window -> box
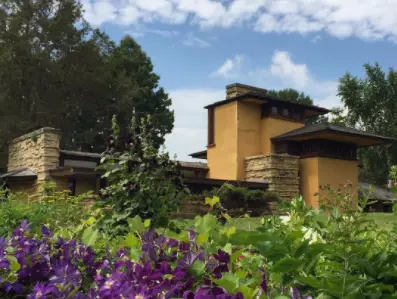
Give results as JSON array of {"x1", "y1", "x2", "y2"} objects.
[
  {"x1": 208, "y1": 108, "x2": 215, "y2": 145},
  {"x1": 271, "y1": 106, "x2": 278, "y2": 115},
  {"x1": 282, "y1": 108, "x2": 290, "y2": 117},
  {"x1": 68, "y1": 177, "x2": 76, "y2": 196}
]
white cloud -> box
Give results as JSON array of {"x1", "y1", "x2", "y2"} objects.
[
  {"x1": 125, "y1": 26, "x2": 180, "y2": 38},
  {"x1": 270, "y1": 50, "x2": 310, "y2": 89},
  {"x1": 211, "y1": 55, "x2": 244, "y2": 78},
  {"x1": 182, "y1": 33, "x2": 211, "y2": 48},
  {"x1": 253, "y1": 50, "x2": 340, "y2": 109},
  {"x1": 82, "y1": 0, "x2": 397, "y2": 43}
]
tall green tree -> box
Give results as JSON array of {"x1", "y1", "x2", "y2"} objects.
[
  {"x1": 268, "y1": 88, "x2": 343, "y2": 124},
  {"x1": 268, "y1": 88, "x2": 313, "y2": 105},
  {"x1": 0, "y1": 0, "x2": 173, "y2": 170},
  {"x1": 338, "y1": 63, "x2": 397, "y2": 184}
]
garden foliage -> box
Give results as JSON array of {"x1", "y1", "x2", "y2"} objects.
[
  {"x1": 1, "y1": 182, "x2": 397, "y2": 298},
  {"x1": 97, "y1": 115, "x2": 187, "y2": 234}
]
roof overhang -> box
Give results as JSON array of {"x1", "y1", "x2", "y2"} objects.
[
  {"x1": 272, "y1": 124, "x2": 395, "y2": 147},
  {"x1": 204, "y1": 92, "x2": 330, "y2": 118},
  {"x1": 189, "y1": 150, "x2": 208, "y2": 160},
  {"x1": 178, "y1": 161, "x2": 209, "y2": 172},
  {"x1": 49, "y1": 167, "x2": 104, "y2": 177},
  {"x1": 0, "y1": 168, "x2": 37, "y2": 180}
]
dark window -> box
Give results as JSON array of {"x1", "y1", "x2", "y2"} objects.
[
  {"x1": 208, "y1": 108, "x2": 215, "y2": 145},
  {"x1": 68, "y1": 177, "x2": 76, "y2": 196},
  {"x1": 271, "y1": 106, "x2": 278, "y2": 115}
]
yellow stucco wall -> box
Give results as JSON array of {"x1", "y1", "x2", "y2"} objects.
[
  {"x1": 236, "y1": 101, "x2": 262, "y2": 180},
  {"x1": 299, "y1": 158, "x2": 319, "y2": 208},
  {"x1": 318, "y1": 158, "x2": 358, "y2": 204},
  {"x1": 260, "y1": 118, "x2": 304, "y2": 154},
  {"x1": 300, "y1": 157, "x2": 358, "y2": 208},
  {"x1": 207, "y1": 102, "x2": 238, "y2": 180}
]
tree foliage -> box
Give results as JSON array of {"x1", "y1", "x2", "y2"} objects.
[
  {"x1": 338, "y1": 63, "x2": 397, "y2": 184},
  {"x1": 268, "y1": 88, "x2": 343, "y2": 124},
  {"x1": 0, "y1": 0, "x2": 173, "y2": 169}
]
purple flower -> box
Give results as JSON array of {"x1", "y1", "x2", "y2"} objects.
[
  {"x1": 290, "y1": 287, "x2": 313, "y2": 299},
  {"x1": 27, "y1": 283, "x2": 59, "y2": 299},
  {"x1": 41, "y1": 225, "x2": 53, "y2": 237},
  {"x1": 49, "y1": 261, "x2": 81, "y2": 288}
]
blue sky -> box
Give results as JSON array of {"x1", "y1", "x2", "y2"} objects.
[{"x1": 82, "y1": 0, "x2": 397, "y2": 161}]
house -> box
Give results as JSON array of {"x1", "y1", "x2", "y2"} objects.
[
  {"x1": 189, "y1": 83, "x2": 393, "y2": 208},
  {"x1": 0, "y1": 83, "x2": 393, "y2": 209}
]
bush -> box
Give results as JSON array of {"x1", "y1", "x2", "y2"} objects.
[
  {"x1": 0, "y1": 186, "x2": 92, "y2": 237},
  {"x1": 186, "y1": 184, "x2": 280, "y2": 216},
  {"x1": 97, "y1": 115, "x2": 187, "y2": 235}
]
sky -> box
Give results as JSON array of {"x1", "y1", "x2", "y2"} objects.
[{"x1": 81, "y1": 0, "x2": 397, "y2": 161}]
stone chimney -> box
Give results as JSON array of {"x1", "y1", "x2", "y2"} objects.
[
  {"x1": 226, "y1": 83, "x2": 268, "y2": 99},
  {"x1": 8, "y1": 128, "x2": 61, "y2": 181}
]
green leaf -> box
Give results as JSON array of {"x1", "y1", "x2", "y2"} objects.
[
  {"x1": 82, "y1": 226, "x2": 99, "y2": 247},
  {"x1": 196, "y1": 232, "x2": 209, "y2": 246},
  {"x1": 144, "y1": 219, "x2": 151, "y2": 228},
  {"x1": 6, "y1": 255, "x2": 20, "y2": 272},
  {"x1": 127, "y1": 216, "x2": 145, "y2": 234},
  {"x1": 298, "y1": 276, "x2": 324, "y2": 289},
  {"x1": 315, "y1": 294, "x2": 334, "y2": 299},
  {"x1": 124, "y1": 233, "x2": 139, "y2": 248},
  {"x1": 191, "y1": 260, "x2": 206, "y2": 278},
  {"x1": 273, "y1": 257, "x2": 303, "y2": 272},
  {"x1": 130, "y1": 247, "x2": 142, "y2": 261},
  {"x1": 214, "y1": 273, "x2": 239, "y2": 294},
  {"x1": 237, "y1": 285, "x2": 258, "y2": 299},
  {"x1": 196, "y1": 214, "x2": 217, "y2": 233},
  {"x1": 223, "y1": 243, "x2": 233, "y2": 254},
  {"x1": 205, "y1": 196, "x2": 220, "y2": 208},
  {"x1": 222, "y1": 226, "x2": 236, "y2": 238}
]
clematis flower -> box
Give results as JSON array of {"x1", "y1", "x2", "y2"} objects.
[
  {"x1": 27, "y1": 283, "x2": 59, "y2": 299},
  {"x1": 49, "y1": 261, "x2": 81, "y2": 288}
]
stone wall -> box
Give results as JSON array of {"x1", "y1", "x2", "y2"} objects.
[
  {"x1": 245, "y1": 154, "x2": 299, "y2": 202},
  {"x1": 8, "y1": 128, "x2": 61, "y2": 182}
]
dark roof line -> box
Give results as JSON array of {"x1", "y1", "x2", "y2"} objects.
[
  {"x1": 189, "y1": 150, "x2": 208, "y2": 159},
  {"x1": 60, "y1": 150, "x2": 103, "y2": 159},
  {"x1": 204, "y1": 91, "x2": 330, "y2": 113},
  {"x1": 272, "y1": 123, "x2": 395, "y2": 144}
]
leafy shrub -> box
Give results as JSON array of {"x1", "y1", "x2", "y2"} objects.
[
  {"x1": 98, "y1": 115, "x2": 187, "y2": 235},
  {"x1": 0, "y1": 187, "x2": 92, "y2": 237},
  {"x1": 186, "y1": 184, "x2": 280, "y2": 216}
]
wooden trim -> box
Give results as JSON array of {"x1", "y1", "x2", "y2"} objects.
[{"x1": 208, "y1": 108, "x2": 215, "y2": 146}]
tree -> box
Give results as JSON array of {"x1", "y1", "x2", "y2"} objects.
[
  {"x1": 0, "y1": 0, "x2": 173, "y2": 169},
  {"x1": 338, "y1": 63, "x2": 397, "y2": 184},
  {"x1": 268, "y1": 88, "x2": 343, "y2": 125},
  {"x1": 268, "y1": 88, "x2": 314, "y2": 105}
]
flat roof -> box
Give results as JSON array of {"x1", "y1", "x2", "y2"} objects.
[
  {"x1": 204, "y1": 91, "x2": 330, "y2": 116},
  {"x1": 272, "y1": 124, "x2": 394, "y2": 147}
]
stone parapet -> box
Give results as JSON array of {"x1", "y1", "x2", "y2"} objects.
[
  {"x1": 245, "y1": 154, "x2": 299, "y2": 202},
  {"x1": 8, "y1": 127, "x2": 61, "y2": 182}
]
